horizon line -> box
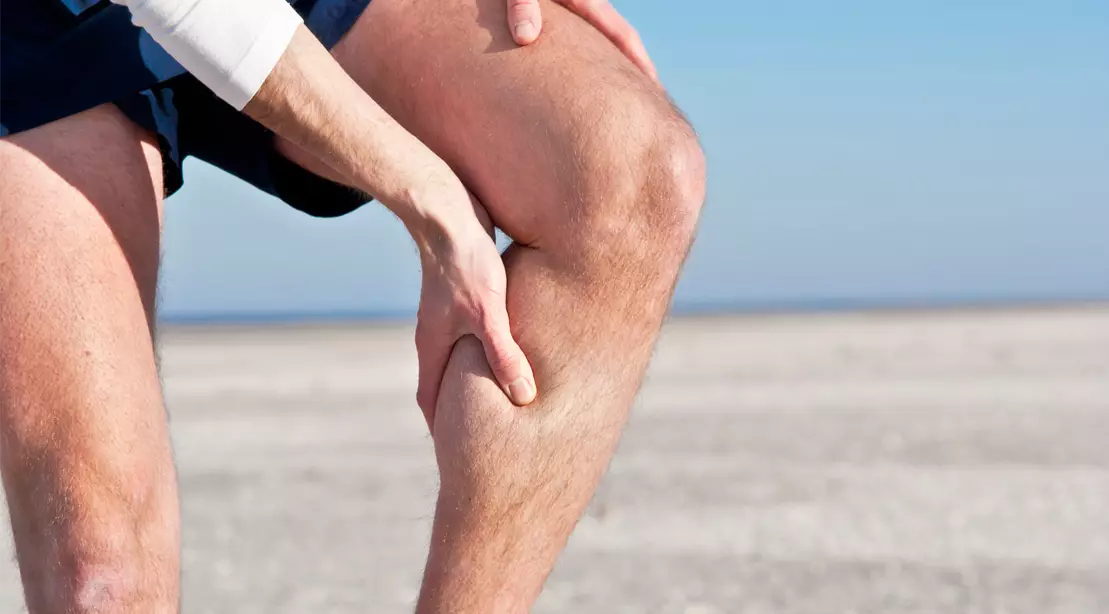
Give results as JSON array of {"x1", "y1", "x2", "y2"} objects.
[{"x1": 158, "y1": 293, "x2": 1109, "y2": 326}]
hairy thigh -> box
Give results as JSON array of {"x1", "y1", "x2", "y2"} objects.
[
  {"x1": 0, "y1": 104, "x2": 164, "y2": 326},
  {"x1": 331, "y1": 0, "x2": 679, "y2": 247},
  {"x1": 0, "y1": 105, "x2": 168, "y2": 541}
]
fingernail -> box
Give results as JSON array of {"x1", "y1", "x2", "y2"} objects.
[
  {"x1": 507, "y1": 377, "x2": 535, "y2": 405},
  {"x1": 514, "y1": 21, "x2": 537, "y2": 42}
]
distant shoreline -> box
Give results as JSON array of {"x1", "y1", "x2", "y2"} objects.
[{"x1": 158, "y1": 295, "x2": 1109, "y2": 327}]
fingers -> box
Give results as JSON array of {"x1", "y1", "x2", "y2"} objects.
[
  {"x1": 508, "y1": 0, "x2": 543, "y2": 45},
  {"x1": 477, "y1": 304, "x2": 537, "y2": 406},
  {"x1": 415, "y1": 319, "x2": 454, "y2": 429},
  {"x1": 415, "y1": 299, "x2": 537, "y2": 427},
  {"x1": 508, "y1": 0, "x2": 659, "y2": 83},
  {"x1": 559, "y1": 0, "x2": 658, "y2": 81}
]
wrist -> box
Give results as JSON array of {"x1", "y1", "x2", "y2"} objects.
[
  {"x1": 406, "y1": 212, "x2": 455, "y2": 260},
  {"x1": 390, "y1": 174, "x2": 473, "y2": 257}
]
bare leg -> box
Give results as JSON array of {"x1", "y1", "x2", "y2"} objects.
[
  {"x1": 277, "y1": 0, "x2": 704, "y2": 609},
  {"x1": 0, "y1": 106, "x2": 179, "y2": 612}
]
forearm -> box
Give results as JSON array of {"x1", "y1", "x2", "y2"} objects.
[
  {"x1": 113, "y1": 0, "x2": 466, "y2": 243},
  {"x1": 242, "y1": 26, "x2": 465, "y2": 243}
]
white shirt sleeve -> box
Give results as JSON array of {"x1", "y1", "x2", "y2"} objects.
[{"x1": 112, "y1": 0, "x2": 303, "y2": 110}]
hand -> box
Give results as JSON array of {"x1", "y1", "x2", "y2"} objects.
[
  {"x1": 508, "y1": 0, "x2": 658, "y2": 82},
  {"x1": 238, "y1": 20, "x2": 535, "y2": 426},
  {"x1": 412, "y1": 189, "x2": 536, "y2": 429}
]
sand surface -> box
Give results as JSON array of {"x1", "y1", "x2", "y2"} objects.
[{"x1": 1, "y1": 307, "x2": 1107, "y2": 613}]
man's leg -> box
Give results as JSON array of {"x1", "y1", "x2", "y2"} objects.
[
  {"x1": 280, "y1": 0, "x2": 703, "y2": 609},
  {"x1": 0, "y1": 105, "x2": 179, "y2": 612}
]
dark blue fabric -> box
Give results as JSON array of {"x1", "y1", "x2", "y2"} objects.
[{"x1": 1, "y1": 0, "x2": 372, "y2": 217}]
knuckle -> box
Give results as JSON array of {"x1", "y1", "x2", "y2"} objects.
[
  {"x1": 478, "y1": 324, "x2": 508, "y2": 355},
  {"x1": 487, "y1": 339, "x2": 520, "y2": 374},
  {"x1": 486, "y1": 350, "x2": 515, "y2": 376},
  {"x1": 477, "y1": 311, "x2": 504, "y2": 343},
  {"x1": 483, "y1": 331, "x2": 507, "y2": 360}
]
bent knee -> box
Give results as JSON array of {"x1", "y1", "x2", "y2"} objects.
[
  {"x1": 23, "y1": 514, "x2": 177, "y2": 612},
  {"x1": 70, "y1": 563, "x2": 141, "y2": 613},
  {"x1": 641, "y1": 113, "x2": 707, "y2": 245},
  {"x1": 544, "y1": 96, "x2": 705, "y2": 269}
]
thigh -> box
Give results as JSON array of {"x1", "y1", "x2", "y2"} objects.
[
  {"x1": 1, "y1": 104, "x2": 164, "y2": 324},
  {"x1": 0, "y1": 105, "x2": 174, "y2": 601},
  {"x1": 328, "y1": 0, "x2": 673, "y2": 246},
  {"x1": 0, "y1": 104, "x2": 163, "y2": 383}
]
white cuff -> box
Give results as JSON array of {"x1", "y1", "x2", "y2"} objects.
[{"x1": 114, "y1": 0, "x2": 303, "y2": 110}]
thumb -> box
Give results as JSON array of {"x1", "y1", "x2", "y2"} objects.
[
  {"x1": 508, "y1": 0, "x2": 542, "y2": 45},
  {"x1": 478, "y1": 306, "x2": 536, "y2": 405}
]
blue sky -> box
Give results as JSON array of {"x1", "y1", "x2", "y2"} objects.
[{"x1": 160, "y1": 0, "x2": 1109, "y2": 318}]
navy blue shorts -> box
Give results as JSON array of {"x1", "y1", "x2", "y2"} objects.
[{"x1": 0, "y1": 0, "x2": 372, "y2": 217}]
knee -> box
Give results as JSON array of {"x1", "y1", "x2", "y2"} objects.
[
  {"x1": 3, "y1": 457, "x2": 179, "y2": 612},
  {"x1": 31, "y1": 547, "x2": 176, "y2": 613},
  {"x1": 24, "y1": 557, "x2": 146, "y2": 613},
  {"x1": 69, "y1": 563, "x2": 142, "y2": 613},
  {"x1": 644, "y1": 117, "x2": 707, "y2": 249},
  {"x1": 558, "y1": 98, "x2": 706, "y2": 269}
]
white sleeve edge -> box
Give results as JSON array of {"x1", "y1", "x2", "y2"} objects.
[
  {"x1": 112, "y1": 0, "x2": 303, "y2": 111},
  {"x1": 222, "y1": 6, "x2": 303, "y2": 110}
]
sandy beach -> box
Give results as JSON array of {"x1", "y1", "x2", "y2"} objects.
[{"x1": 2, "y1": 306, "x2": 1107, "y2": 613}]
